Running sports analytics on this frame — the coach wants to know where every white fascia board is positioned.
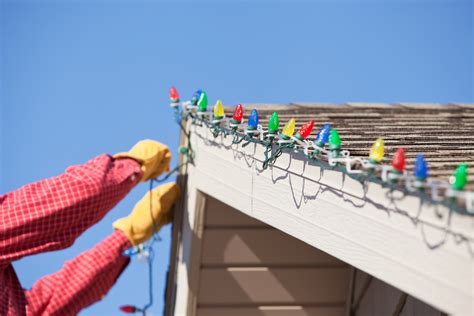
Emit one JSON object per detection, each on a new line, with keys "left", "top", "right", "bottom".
{"left": 175, "top": 124, "right": 474, "bottom": 316}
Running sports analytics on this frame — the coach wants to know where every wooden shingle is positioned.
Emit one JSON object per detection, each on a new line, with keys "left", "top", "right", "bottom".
{"left": 224, "top": 103, "right": 474, "bottom": 190}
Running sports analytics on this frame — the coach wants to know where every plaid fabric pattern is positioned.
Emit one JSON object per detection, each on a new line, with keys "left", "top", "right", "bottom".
{"left": 0, "top": 154, "right": 141, "bottom": 316}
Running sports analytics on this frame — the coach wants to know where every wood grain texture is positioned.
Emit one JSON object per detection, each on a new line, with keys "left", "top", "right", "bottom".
{"left": 198, "top": 267, "right": 350, "bottom": 305}
{"left": 186, "top": 192, "right": 207, "bottom": 316}
{"left": 204, "top": 196, "right": 266, "bottom": 227}
{"left": 223, "top": 103, "right": 474, "bottom": 189}
{"left": 164, "top": 118, "right": 192, "bottom": 316}
{"left": 196, "top": 306, "right": 345, "bottom": 316}
{"left": 353, "top": 270, "right": 440, "bottom": 316}
{"left": 201, "top": 228, "right": 345, "bottom": 266}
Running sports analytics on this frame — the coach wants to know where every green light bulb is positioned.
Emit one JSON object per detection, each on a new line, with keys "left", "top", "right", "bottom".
{"left": 179, "top": 146, "right": 189, "bottom": 155}
{"left": 451, "top": 163, "right": 468, "bottom": 190}
{"left": 197, "top": 91, "right": 208, "bottom": 112}
{"left": 329, "top": 128, "right": 341, "bottom": 150}
{"left": 268, "top": 112, "right": 279, "bottom": 134}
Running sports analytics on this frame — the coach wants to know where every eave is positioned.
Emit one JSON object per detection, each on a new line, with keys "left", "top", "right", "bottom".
{"left": 166, "top": 103, "right": 474, "bottom": 316}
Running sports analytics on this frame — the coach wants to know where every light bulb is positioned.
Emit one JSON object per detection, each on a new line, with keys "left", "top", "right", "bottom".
{"left": 451, "top": 163, "right": 468, "bottom": 190}
{"left": 231, "top": 104, "right": 244, "bottom": 124}
{"left": 316, "top": 123, "right": 331, "bottom": 146}
{"left": 247, "top": 109, "right": 259, "bottom": 130}
{"left": 296, "top": 120, "right": 314, "bottom": 140}
{"left": 119, "top": 305, "right": 137, "bottom": 314}
{"left": 213, "top": 100, "right": 224, "bottom": 119}
{"left": 197, "top": 91, "right": 208, "bottom": 112}
{"left": 169, "top": 86, "right": 179, "bottom": 102}
{"left": 392, "top": 147, "right": 406, "bottom": 173}
{"left": 369, "top": 138, "right": 384, "bottom": 163}
{"left": 281, "top": 118, "right": 295, "bottom": 139}
{"left": 268, "top": 112, "right": 279, "bottom": 134}
{"left": 191, "top": 89, "right": 202, "bottom": 105}
{"left": 414, "top": 154, "right": 428, "bottom": 180}
{"left": 329, "top": 129, "right": 341, "bottom": 150}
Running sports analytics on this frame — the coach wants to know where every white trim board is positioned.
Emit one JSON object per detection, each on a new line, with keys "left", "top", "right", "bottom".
{"left": 174, "top": 124, "right": 474, "bottom": 316}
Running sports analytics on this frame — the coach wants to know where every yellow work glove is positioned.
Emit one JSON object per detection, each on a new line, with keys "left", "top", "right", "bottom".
{"left": 114, "top": 139, "right": 171, "bottom": 182}
{"left": 113, "top": 182, "right": 181, "bottom": 246}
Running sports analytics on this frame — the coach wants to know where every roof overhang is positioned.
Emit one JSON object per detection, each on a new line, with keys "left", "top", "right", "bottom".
{"left": 166, "top": 104, "right": 474, "bottom": 316}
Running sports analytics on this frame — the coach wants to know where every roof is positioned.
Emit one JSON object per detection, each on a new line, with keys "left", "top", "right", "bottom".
{"left": 168, "top": 101, "right": 474, "bottom": 316}
{"left": 226, "top": 103, "right": 474, "bottom": 190}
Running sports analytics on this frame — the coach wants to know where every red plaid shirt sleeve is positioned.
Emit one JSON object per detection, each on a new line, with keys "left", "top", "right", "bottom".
{"left": 25, "top": 230, "right": 132, "bottom": 315}
{"left": 0, "top": 154, "right": 142, "bottom": 316}
{"left": 0, "top": 154, "right": 141, "bottom": 266}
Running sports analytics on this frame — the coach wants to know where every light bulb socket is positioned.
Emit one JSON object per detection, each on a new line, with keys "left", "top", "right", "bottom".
{"left": 294, "top": 133, "right": 304, "bottom": 141}
{"left": 267, "top": 129, "right": 278, "bottom": 135}
{"left": 367, "top": 159, "right": 379, "bottom": 168}
{"left": 329, "top": 150, "right": 340, "bottom": 164}
{"left": 212, "top": 119, "right": 223, "bottom": 125}
{"left": 245, "top": 129, "right": 260, "bottom": 137}
{"left": 388, "top": 170, "right": 402, "bottom": 182}
{"left": 179, "top": 146, "right": 189, "bottom": 155}
{"left": 414, "top": 179, "right": 426, "bottom": 189}
{"left": 329, "top": 144, "right": 341, "bottom": 151}
{"left": 291, "top": 135, "right": 305, "bottom": 146}
{"left": 313, "top": 145, "right": 324, "bottom": 156}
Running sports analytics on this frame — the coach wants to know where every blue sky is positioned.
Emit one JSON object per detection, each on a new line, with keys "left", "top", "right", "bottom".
{"left": 1, "top": 0, "right": 472, "bottom": 315}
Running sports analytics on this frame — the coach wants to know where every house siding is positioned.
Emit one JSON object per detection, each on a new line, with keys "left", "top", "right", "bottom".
{"left": 196, "top": 196, "right": 348, "bottom": 316}
{"left": 193, "top": 197, "right": 441, "bottom": 316}
{"left": 352, "top": 270, "right": 442, "bottom": 316}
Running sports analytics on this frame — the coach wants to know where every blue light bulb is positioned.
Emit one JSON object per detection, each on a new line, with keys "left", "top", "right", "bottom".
{"left": 414, "top": 154, "right": 428, "bottom": 180}
{"left": 191, "top": 89, "right": 202, "bottom": 105}
{"left": 122, "top": 247, "right": 139, "bottom": 257}
{"left": 247, "top": 109, "right": 259, "bottom": 130}
{"left": 316, "top": 123, "right": 331, "bottom": 145}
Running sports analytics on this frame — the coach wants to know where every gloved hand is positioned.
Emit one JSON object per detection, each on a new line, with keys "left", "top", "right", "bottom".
{"left": 114, "top": 140, "right": 171, "bottom": 182}
{"left": 113, "top": 182, "right": 181, "bottom": 245}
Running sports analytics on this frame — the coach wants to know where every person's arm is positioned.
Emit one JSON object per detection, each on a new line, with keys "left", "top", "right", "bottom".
{"left": 24, "top": 182, "right": 181, "bottom": 316}
{"left": 0, "top": 154, "right": 141, "bottom": 267}
{"left": 25, "top": 230, "right": 131, "bottom": 316}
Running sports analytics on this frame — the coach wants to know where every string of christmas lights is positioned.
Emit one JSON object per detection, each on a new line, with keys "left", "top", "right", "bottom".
{"left": 118, "top": 168, "right": 189, "bottom": 314}
{"left": 115, "top": 87, "right": 472, "bottom": 314}
{"left": 169, "top": 87, "right": 474, "bottom": 215}
{"left": 117, "top": 86, "right": 195, "bottom": 314}
{"left": 118, "top": 179, "right": 160, "bottom": 316}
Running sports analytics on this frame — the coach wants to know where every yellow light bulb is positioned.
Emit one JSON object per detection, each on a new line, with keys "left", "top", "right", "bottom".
{"left": 282, "top": 118, "right": 296, "bottom": 138}
{"left": 369, "top": 137, "right": 384, "bottom": 162}
{"left": 213, "top": 100, "right": 225, "bottom": 119}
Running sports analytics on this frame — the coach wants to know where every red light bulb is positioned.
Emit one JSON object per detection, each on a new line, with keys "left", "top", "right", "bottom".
{"left": 392, "top": 147, "right": 406, "bottom": 172}
{"left": 169, "top": 86, "right": 180, "bottom": 102}
{"left": 296, "top": 120, "right": 314, "bottom": 139}
{"left": 119, "top": 305, "right": 136, "bottom": 314}
{"left": 232, "top": 104, "right": 244, "bottom": 123}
